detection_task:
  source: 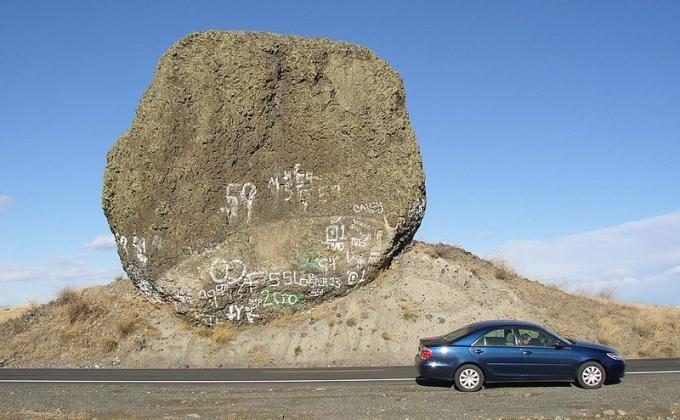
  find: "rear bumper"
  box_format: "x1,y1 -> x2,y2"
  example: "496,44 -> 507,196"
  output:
415,355 -> 456,381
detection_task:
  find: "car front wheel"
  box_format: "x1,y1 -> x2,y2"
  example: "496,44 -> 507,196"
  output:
576,361 -> 606,389
453,364 -> 484,392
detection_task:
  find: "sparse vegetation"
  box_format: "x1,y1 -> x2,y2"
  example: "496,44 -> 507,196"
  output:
117,318 -> 138,338
401,305 -> 418,321
197,327 -> 212,338
67,298 -> 94,324
1,243 -> 680,370
595,287 -> 616,300
211,325 -> 237,345
596,317 -> 621,347
56,287 -> 80,306
103,339 -> 118,353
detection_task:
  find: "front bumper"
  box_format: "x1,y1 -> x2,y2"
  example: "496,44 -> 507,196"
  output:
605,359 -> 626,380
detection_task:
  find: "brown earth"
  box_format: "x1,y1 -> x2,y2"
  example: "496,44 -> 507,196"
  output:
1,242 -> 678,368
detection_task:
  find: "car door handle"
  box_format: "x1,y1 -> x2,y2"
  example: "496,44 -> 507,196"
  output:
523,350 -> 533,356
473,349 -> 484,354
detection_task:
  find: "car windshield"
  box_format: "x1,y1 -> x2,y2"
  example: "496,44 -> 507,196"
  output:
441,326 -> 471,342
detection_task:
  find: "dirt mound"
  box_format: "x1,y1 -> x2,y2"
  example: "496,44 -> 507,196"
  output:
2,242 -> 678,368
102,31 -> 426,326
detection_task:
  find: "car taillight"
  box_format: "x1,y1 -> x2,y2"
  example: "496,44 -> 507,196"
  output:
420,347 -> 433,360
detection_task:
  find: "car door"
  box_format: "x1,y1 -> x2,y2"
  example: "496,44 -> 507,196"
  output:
468,327 -> 526,381
515,327 -> 575,380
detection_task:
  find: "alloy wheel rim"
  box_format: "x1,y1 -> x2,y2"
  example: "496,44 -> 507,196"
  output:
582,366 -> 602,386
460,368 -> 480,389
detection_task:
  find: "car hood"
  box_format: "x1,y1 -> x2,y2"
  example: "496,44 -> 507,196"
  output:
571,339 -> 617,353
419,336 -> 447,347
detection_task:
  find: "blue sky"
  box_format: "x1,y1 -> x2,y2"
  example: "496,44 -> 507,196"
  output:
1,1 -> 679,305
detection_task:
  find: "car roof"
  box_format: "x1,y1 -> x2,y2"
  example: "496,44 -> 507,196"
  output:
467,319 -> 543,331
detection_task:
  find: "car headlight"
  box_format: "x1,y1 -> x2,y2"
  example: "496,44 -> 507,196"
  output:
607,352 -> 623,361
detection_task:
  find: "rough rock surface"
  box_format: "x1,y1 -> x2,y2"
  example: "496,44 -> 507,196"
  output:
102,31 -> 426,325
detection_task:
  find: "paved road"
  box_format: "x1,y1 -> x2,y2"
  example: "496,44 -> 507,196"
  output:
1,358 -> 679,383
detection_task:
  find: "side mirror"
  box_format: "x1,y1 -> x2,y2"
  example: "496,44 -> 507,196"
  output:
555,341 -> 565,349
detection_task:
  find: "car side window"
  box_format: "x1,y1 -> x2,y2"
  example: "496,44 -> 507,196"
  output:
472,328 -> 517,347
516,327 -> 559,347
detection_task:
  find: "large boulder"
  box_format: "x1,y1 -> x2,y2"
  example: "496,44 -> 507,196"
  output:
103,31 -> 426,326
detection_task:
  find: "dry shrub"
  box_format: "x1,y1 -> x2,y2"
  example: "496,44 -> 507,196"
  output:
56,287 -> 80,306
27,300 -> 41,312
596,287 -> 616,300
67,299 -> 93,324
401,305 -> 418,322
144,324 -> 161,339
634,307 -> 680,357
491,258 -> 517,281
103,339 -> 118,353
212,325 -> 237,345
381,331 -> 393,341
60,322 -> 89,343
633,309 -> 661,337
294,345 -> 302,356
346,317 -> 357,327
117,318 -> 138,338
327,319 -> 336,327
197,327 -> 212,338
424,243 -> 457,260
251,345 -> 273,365
597,317 -> 622,347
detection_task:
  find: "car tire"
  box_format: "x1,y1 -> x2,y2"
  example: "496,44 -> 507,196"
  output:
576,361 -> 606,389
453,364 -> 484,392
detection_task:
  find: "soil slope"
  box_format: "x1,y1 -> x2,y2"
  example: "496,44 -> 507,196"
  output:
1,242 -> 678,368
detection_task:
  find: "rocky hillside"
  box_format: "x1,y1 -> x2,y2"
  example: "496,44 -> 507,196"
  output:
1,242 -> 678,368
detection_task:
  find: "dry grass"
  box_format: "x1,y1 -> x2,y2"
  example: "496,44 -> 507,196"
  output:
381,331 -> 393,341
56,287 -> 80,305
490,258 -> 517,281
596,317 -> 622,347
250,345 -> 273,365
102,339 -> 118,353
423,242 -> 458,260
211,324 -> 238,345
117,318 -> 139,338
67,300 -> 93,324
0,305 -> 32,324
197,327 -> 212,338
595,287 -> 616,300
401,305 -> 418,322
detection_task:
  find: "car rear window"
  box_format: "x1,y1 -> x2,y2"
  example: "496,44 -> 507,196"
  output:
442,326 -> 471,342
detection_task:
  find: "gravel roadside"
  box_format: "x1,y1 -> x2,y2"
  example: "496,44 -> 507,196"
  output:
1,373 -> 678,419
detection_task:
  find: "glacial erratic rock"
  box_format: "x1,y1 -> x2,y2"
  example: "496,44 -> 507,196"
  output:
102,31 -> 426,326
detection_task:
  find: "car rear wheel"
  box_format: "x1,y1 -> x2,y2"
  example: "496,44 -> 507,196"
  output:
453,364 -> 484,392
576,361 -> 606,389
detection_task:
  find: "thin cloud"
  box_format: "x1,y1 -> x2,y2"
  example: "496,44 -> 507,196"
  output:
0,256 -> 121,284
83,234 -> 117,251
490,212 -> 680,305
0,194 -> 13,213
0,256 -> 123,306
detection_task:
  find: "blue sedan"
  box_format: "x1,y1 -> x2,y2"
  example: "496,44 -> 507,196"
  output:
415,320 -> 625,392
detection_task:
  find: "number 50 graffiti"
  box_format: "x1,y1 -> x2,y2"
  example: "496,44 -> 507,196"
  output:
221,182 -> 257,223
